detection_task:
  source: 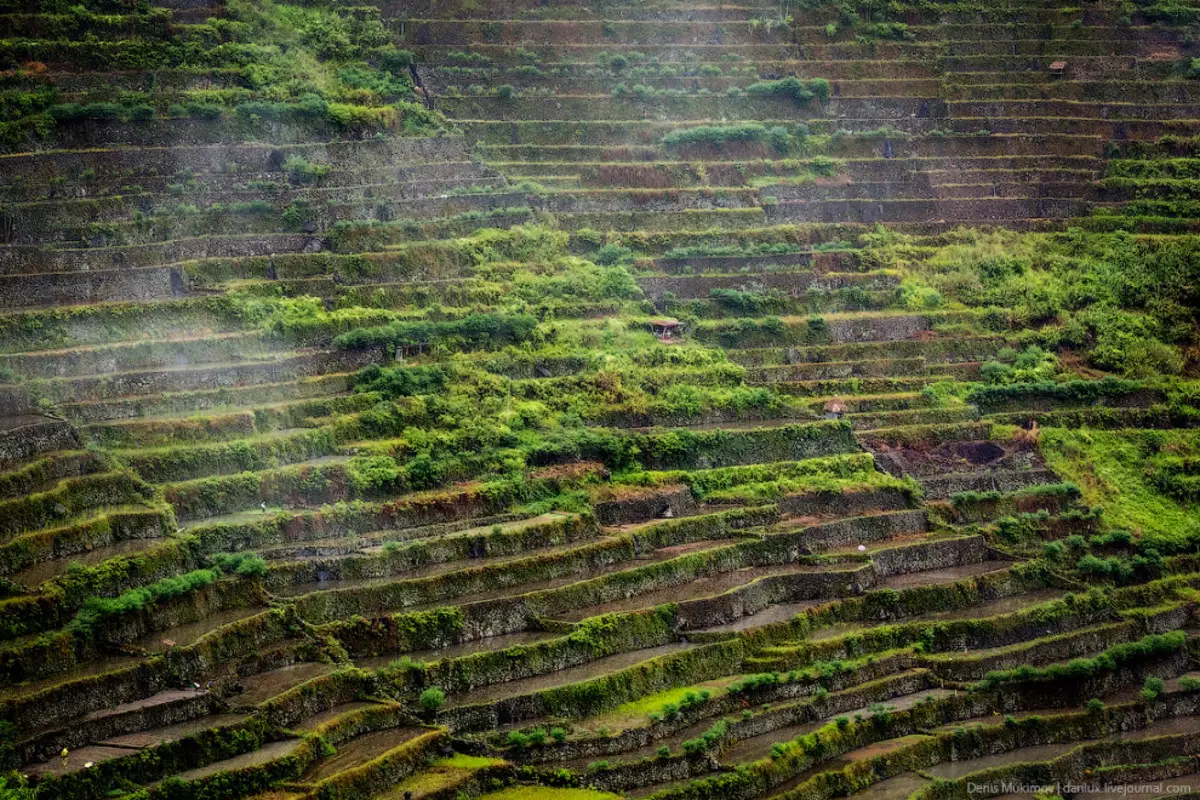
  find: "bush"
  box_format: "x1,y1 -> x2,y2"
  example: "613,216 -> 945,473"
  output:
746,77 -> 829,103
211,552 -> 268,579
663,123 -> 770,149
593,243 -> 634,265
69,568 -> 222,636
335,313 -> 539,352
419,687 -> 446,713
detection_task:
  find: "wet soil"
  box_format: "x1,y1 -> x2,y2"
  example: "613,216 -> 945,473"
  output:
446,642 -> 695,708
292,702 -> 385,732
556,562 -> 823,623
136,607 -> 267,652
693,600 -> 825,634
12,536 -> 167,588
878,561 -> 1012,590
233,663 -> 334,708
174,739 -> 303,781
397,540 -> 743,616
807,590 -> 1065,642
275,536 -> 596,598
99,713 -> 247,748
302,727 -> 425,782
355,631 -> 561,670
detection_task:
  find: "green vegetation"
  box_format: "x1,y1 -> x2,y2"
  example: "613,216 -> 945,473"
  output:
745,77 -> 831,104
663,123 -> 803,154
1041,428 -> 1200,554
68,568 -> 223,636
418,686 -> 446,713
875,229 -> 1199,377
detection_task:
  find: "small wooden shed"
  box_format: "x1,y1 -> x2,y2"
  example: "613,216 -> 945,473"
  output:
824,397 -> 848,419
650,319 -> 683,341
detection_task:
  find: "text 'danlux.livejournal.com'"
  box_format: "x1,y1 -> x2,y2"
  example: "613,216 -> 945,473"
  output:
967,781 -> 1195,796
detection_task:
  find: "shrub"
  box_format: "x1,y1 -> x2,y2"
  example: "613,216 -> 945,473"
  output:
69,569 -> 222,636
419,687 -> 446,713
746,77 -> 829,103
210,552 -> 268,579
593,243 -> 634,265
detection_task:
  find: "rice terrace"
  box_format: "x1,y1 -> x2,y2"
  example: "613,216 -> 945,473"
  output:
2,0 -> 1200,797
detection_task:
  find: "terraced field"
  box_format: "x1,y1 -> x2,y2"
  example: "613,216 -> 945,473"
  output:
2,0 -> 1200,799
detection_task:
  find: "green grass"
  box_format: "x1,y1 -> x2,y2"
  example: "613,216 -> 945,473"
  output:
432,754 -> 507,769
1039,427 -> 1200,554
580,677 -> 741,731
480,788 -> 622,800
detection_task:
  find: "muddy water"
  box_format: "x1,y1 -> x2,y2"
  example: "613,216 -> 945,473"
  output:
292,702 -> 383,732
355,630 -> 561,670
819,532 -> 934,557
694,600 -> 825,633
1085,773 -> 1200,800
234,663 -> 334,707
26,744 -> 137,778
925,717 -> 1200,783
447,642 -> 695,707
12,537 -> 166,588
844,773 -> 930,800
397,540 -> 744,616
719,720 -> 825,764
560,713 -> 741,771
136,607 -> 266,652
721,689 -> 953,766
879,561 -> 1012,590
99,714 -> 247,748
807,590 -> 1065,642
762,735 -> 935,798
626,773 -> 718,799
302,727 -> 425,782
1105,715 -> 1200,741
557,562 -> 823,623
927,740 -> 1083,780
174,739 -> 302,781
838,688 -> 956,720
0,655 -> 140,701
275,537 -> 594,598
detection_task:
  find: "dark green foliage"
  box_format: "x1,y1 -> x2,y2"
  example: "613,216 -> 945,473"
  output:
210,552 -> 268,578
419,686 -> 445,712
352,364 -> 447,398
67,568 -> 222,636
662,123 -> 799,153
334,313 -> 539,351
746,77 -> 830,103
980,631 -> 1187,687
